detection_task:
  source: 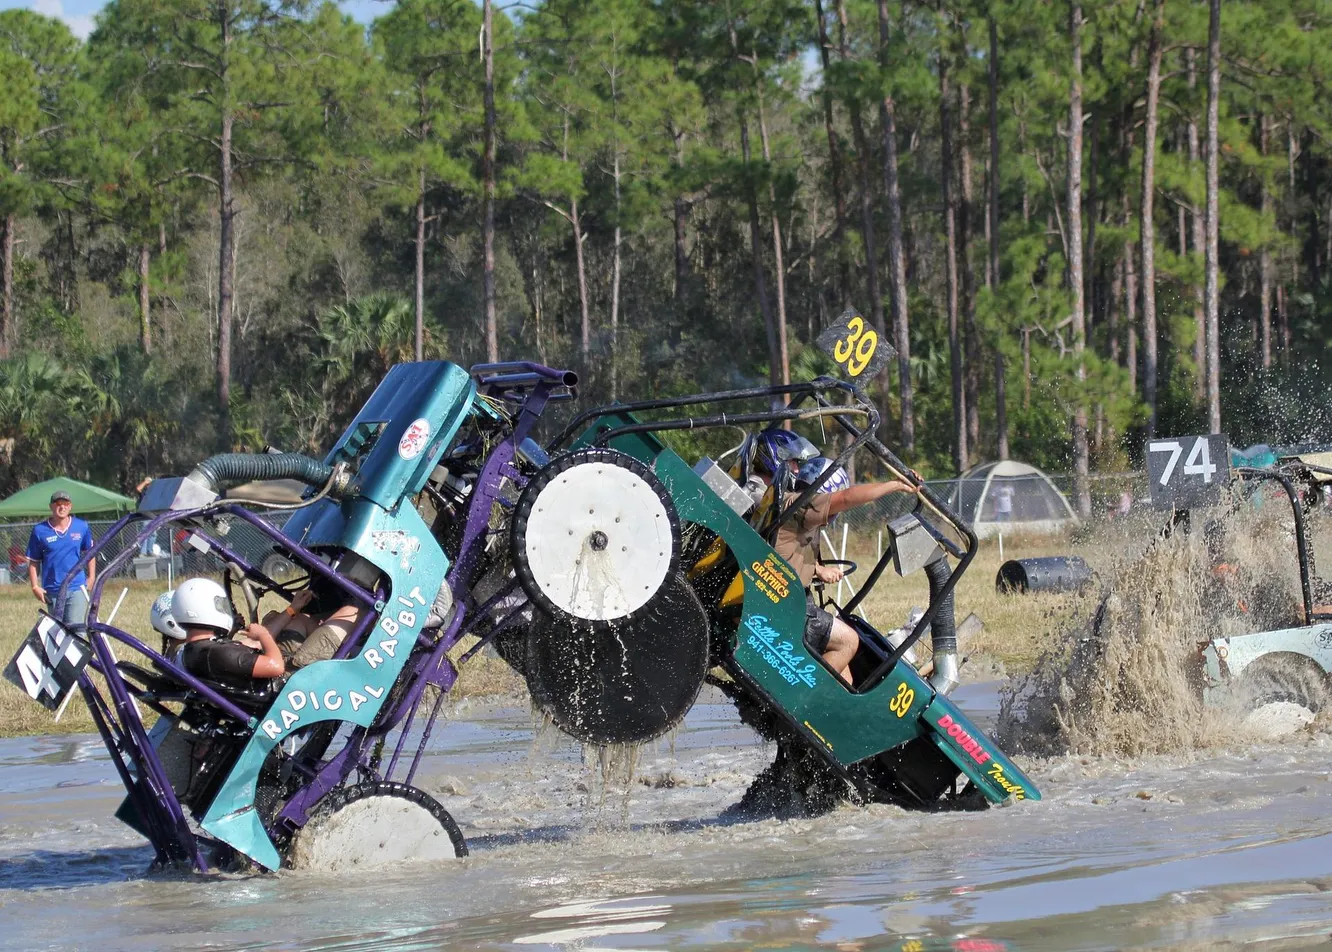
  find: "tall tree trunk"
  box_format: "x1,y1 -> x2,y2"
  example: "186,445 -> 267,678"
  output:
673,131 -> 690,301
1110,256 -> 1123,365
1204,0 -> 1222,433
815,0 -> 852,305
835,0 -> 887,392
939,57 -> 967,473
1188,48 -> 1206,400
572,198 -> 590,356
611,149 -> 623,399
1,214 -> 14,358
217,107 -> 235,445
139,242 -> 152,355
755,75 -> 790,388
988,17 -> 1008,460
1068,2 -> 1091,517
415,169 -> 425,361
1260,115 -> 1273,369
1125,230 -> 1138,390
878,0 -> 913,452
740,115 -> 780,386
482,0 -> 498,363
960,81 -> 980,458
1140,0 -> 1164,436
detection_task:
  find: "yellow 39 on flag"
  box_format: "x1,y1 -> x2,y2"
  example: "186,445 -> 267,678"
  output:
815,307 -> 895,381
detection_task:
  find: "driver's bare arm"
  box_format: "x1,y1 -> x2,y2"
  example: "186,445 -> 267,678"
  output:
826,480 -> 918,516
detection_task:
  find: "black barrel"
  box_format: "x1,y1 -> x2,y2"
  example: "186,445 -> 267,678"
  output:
996,556 -> 1092,594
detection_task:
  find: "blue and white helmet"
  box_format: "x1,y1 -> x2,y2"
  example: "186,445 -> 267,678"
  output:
150,591 -> 186,640
753,428 -> 820,480
797,457 -> 851,494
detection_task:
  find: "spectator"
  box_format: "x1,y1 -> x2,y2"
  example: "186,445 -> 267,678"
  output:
26,490 -> 95,624
993,483 -> 1015,523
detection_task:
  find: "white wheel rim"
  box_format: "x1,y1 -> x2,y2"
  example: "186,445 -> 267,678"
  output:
523,461 -> 673,621
290,796 -> 460,871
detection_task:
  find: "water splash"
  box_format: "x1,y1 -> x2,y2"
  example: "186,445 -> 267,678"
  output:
999,490 -> 1312,756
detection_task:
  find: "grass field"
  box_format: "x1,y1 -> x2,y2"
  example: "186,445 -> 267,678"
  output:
0,534 -> 1075,738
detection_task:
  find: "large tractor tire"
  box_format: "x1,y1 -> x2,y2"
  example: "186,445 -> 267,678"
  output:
511,448 -> 709,744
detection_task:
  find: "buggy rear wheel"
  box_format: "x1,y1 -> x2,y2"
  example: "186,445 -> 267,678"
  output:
287,781 -> 467,871
1235,654 -> 1329,738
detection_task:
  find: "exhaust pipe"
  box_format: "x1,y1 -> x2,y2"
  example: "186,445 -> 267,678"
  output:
923,556 -> 959,695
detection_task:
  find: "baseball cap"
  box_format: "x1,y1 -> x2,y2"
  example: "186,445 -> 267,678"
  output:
50,490 -> 71,503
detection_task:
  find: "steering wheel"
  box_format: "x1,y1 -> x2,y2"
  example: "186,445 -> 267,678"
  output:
820,558 -> 858,577
812,559 -> 858,610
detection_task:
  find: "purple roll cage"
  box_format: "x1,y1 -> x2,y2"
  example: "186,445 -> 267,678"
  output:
57,364 -> 573,869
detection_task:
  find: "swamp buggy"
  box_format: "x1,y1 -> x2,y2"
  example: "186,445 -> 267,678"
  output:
5,350 -> 1038,872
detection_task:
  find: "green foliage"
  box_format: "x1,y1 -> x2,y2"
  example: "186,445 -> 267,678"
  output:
0,0 -> 1330,497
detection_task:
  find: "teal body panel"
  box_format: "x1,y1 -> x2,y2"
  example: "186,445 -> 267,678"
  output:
587,415 -> 1040,803
200,362 -> 474,869
588,421 -> 931,766
921,695 -> 1041,802
307,360 -> 476,514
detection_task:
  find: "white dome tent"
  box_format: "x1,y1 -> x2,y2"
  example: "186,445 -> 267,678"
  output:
946,460 -> 1078,538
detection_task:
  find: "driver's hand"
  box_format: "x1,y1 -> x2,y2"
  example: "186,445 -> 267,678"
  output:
815,564 -> 844,584
290,589 -> 314,612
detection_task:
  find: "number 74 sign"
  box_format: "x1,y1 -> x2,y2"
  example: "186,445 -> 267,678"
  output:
1145,434 -> 1230,510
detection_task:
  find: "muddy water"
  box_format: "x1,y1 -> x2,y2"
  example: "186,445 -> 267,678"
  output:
3,685 -> 1332,951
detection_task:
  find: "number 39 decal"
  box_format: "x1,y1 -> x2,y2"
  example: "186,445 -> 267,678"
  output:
832,315 -> 878,376
815,307 -> 895,381
889,682 -> 915,717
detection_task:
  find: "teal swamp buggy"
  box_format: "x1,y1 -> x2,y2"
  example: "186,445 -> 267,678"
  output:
5,359 -> 1038,872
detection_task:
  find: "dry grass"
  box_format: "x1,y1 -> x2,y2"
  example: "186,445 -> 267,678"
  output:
0,579 -> 532,738
842,531 -> 1083,674
0,534 -> 1085,738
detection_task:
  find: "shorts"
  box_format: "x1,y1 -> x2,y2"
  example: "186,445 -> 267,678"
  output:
805,596 -> 834,654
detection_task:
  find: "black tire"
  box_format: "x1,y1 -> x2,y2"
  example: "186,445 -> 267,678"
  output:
1236,654 -> 1329,714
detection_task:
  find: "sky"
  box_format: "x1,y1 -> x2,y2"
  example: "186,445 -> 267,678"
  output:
0,0 -> 394,39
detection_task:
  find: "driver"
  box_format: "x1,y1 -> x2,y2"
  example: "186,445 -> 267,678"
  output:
172,578 -> 285,689
752,431 -> 918,685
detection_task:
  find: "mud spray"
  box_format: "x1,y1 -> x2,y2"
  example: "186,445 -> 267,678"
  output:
998,488 -> 1321,757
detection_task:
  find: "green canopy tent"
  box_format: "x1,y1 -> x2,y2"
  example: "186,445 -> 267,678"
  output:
0,477 -> 136,518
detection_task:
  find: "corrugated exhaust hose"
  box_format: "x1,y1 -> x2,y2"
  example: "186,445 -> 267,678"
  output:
189,453 -> 336,495
923,555 -> 959,695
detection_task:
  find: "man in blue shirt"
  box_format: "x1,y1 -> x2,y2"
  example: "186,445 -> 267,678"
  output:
26,490 -> 96,624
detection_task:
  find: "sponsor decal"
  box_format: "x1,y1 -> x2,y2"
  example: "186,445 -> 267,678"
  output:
398,417 -> 432,460
986,762 -> 1027,801
370,529 -> 422,570
743,614 -> 818,687
745,556 -> 793,604
936,712 -> 992,766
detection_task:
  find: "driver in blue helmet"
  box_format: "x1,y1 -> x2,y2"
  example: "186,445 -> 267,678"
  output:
752,431 -> 917,684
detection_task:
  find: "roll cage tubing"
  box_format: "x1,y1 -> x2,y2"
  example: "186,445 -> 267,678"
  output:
1231,466 -> 1316,622
56,503 -> 380,727
549,376 -> 978,692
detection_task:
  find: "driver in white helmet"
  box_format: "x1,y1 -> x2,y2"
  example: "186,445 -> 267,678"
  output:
150,591 -> 187,660
171,578 -> 285,689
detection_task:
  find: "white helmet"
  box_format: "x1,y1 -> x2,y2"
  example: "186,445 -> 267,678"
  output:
150,591 -> 186,640
170,578 -> 234,633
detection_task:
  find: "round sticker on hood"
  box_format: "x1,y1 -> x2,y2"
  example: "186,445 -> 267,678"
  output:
398,418 -> 432,461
